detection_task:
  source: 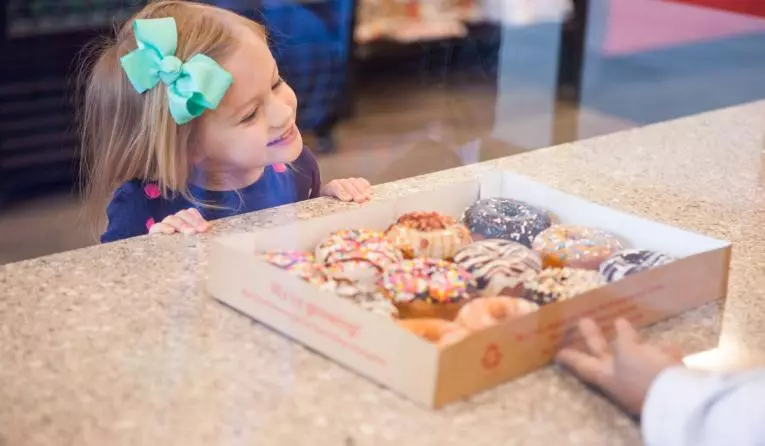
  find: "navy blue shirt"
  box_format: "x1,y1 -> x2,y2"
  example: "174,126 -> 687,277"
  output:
101,147 -> 321,243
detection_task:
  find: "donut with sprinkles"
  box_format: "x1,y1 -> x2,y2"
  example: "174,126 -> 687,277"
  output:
523,267 -> 605,305
462,198 -> 552,248
379,258 -> 476,320
258,250 -> 331,287
315,229 -> 402,288
532,225 -> 624,270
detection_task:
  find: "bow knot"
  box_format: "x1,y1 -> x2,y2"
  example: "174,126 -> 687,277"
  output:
119,18 -> 233,125
158,55 -> 183,84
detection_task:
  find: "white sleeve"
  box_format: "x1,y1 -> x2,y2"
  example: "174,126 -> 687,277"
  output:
642,366 -> 765,446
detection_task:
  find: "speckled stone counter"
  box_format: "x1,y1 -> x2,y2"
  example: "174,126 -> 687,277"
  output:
2,102 -> 765,446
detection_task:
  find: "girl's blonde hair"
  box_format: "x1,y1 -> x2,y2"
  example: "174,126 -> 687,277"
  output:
79,0 -> 265,236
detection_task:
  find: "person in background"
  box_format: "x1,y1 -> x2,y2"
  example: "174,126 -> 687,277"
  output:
80,1 -> 371,243
557,318 -> 765,446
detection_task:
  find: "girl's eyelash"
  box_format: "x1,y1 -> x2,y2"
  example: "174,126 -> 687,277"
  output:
241,79 -> 285,123
241,108 -> 258,123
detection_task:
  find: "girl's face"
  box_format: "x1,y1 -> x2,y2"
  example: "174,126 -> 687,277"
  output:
194,28 -> 303,174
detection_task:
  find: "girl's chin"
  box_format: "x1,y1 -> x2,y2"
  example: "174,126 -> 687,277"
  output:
267,135 -> 304,163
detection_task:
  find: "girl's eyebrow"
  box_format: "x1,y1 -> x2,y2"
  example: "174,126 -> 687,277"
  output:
233,64 -> 278,120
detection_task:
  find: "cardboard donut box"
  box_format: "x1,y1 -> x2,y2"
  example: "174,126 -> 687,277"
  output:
207,172 -> 731,408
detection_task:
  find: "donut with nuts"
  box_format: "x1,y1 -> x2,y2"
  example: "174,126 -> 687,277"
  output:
385,211 -> 472,259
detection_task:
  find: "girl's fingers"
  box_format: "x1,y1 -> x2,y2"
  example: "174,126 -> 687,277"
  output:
331,182 -> 352,201
556,348 -> 609,387
162,214 -> 195,235
148,222 -> 176,235
180,208 -> 211,232
350,178 -> 372,200
343,180 -> 367,202
579,318 -> 611,359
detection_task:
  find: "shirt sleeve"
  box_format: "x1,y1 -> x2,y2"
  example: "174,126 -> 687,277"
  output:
100,183 -> 154,243
642,366 -> 765,446
296,146 -> 322,199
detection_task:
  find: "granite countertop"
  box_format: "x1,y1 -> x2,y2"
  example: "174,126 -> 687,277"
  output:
2,102 -> 764,446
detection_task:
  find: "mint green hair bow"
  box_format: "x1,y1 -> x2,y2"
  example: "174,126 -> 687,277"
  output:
119,17 -> 233,125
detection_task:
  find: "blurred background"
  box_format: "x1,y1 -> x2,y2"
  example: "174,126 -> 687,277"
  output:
1,0 -> 764,263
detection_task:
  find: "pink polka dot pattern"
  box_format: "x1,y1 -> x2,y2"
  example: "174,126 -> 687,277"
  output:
146,218 -> 156,231
144,183 -> 161,199
273,163 -> 287,173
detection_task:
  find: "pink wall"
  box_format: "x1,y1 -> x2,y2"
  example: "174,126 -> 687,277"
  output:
602,0 -> 765,56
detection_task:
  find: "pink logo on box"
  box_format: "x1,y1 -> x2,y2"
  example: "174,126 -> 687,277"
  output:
482,343 -> 502,370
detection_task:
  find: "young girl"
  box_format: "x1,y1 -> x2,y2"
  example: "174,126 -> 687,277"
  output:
81,1 -> 371,243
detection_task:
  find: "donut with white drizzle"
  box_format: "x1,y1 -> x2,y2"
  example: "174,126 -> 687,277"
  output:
454,239 -> 541,297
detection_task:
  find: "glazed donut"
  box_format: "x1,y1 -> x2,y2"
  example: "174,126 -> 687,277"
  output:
461,198 -> 552,248
379,258 -> 476,320
258,250 -> 330,287
599,249 -> 675,283
532,225 -> 624,270
523,267 -> 605,305
453,239 -> 541,297
455,297 -> 539,331
315,229 -> 402,288
397,318 -> 469,347
385,212 -> 472,259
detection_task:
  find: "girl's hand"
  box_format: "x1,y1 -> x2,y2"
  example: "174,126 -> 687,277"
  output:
320,178 -> 372,203
148,208 -> 212,236
555,318 -> 684,415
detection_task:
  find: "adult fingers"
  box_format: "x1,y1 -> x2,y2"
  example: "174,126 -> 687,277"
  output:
660,344 -> 684,361
579,318 -> 611,359
556,348 -> 610,387
614,318 -> 640,349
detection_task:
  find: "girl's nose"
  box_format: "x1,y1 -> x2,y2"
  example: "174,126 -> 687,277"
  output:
264,93 -> 294,128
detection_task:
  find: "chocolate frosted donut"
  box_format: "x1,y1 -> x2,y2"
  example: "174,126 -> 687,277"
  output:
453,239 -> 541,297
523,267 -> 604,305
599,249 -> 675,283
461,198 -> 552,248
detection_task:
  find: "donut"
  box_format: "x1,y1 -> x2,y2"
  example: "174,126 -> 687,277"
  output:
599,249 -> 675,283
333,282 -> 400,318
455,297 -> 539,331
353,292 -> 400,318
258,250 -> 330,287
379,258 -> 476,320
453,239 -> 542,297
532,225 -> 624,270
461,198 -> 552,248
523,267 -> 605,305
397,319 -> 469,347
315,229 -> 402,288
385,212 -> 472,259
